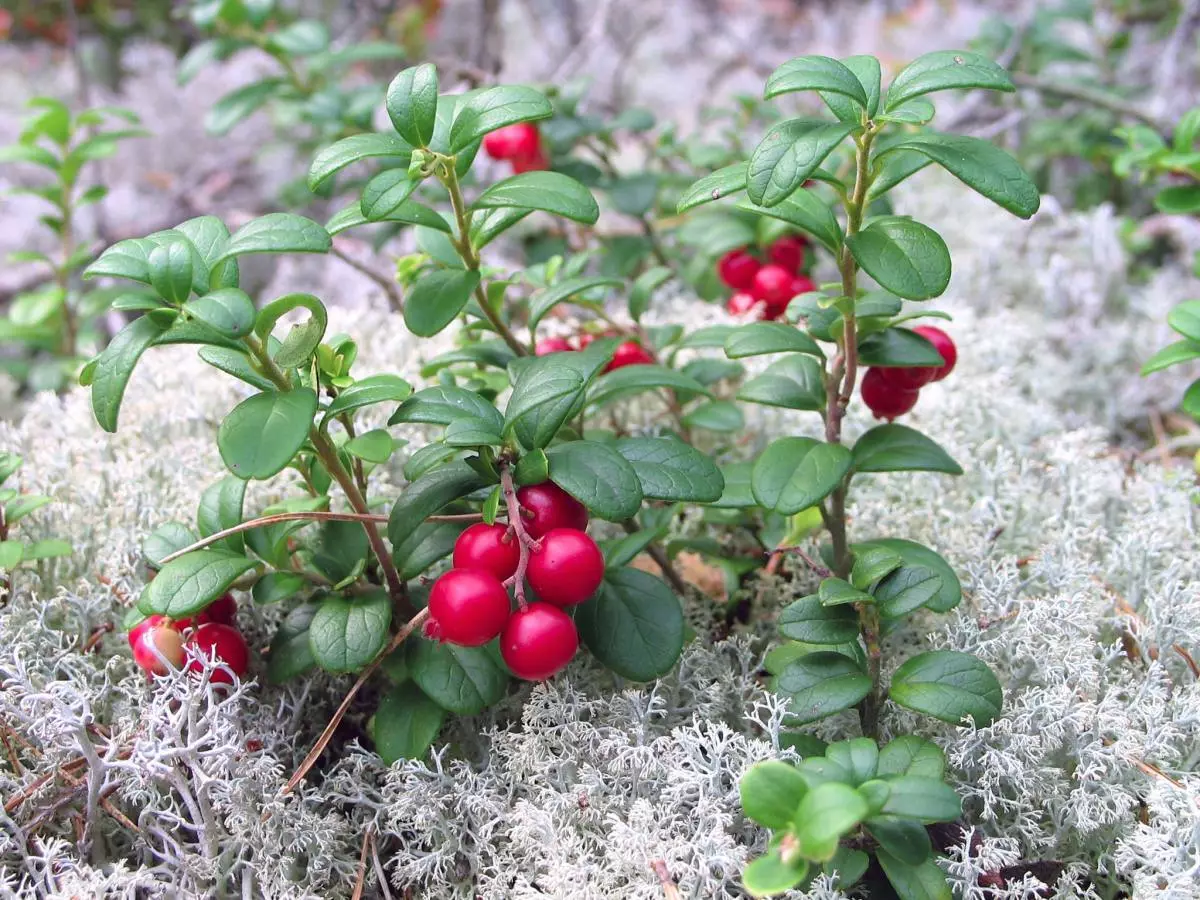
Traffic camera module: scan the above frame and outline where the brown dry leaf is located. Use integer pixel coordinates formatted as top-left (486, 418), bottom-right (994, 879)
top-left (634, 551), bottom-right (726, 601)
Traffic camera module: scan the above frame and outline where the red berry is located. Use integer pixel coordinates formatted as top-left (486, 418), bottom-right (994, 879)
top-left (751, 264), bottom-right (795, 309)
top-left (878, 365), bottom-right (937, 391)
top-left (516, 482), bottom-right (589, 538)
top-left (427, 569), bottom-right (511, 646)
top-left (535, 336), bottom-right (574, 356)
top-left (717, 249), bottom-right (761, 291)
top-left (173, 592), bottom-right (238, 631)
top-left (512, 148), bottom-right (550, 173)
top-left (527, 528), bottom-right (605, 607)
top-left (605, 340), bottom-right (655, 372)
top-left (483, 123), bottom-right (541, 161)
top-left (767, 235), bottom-right (808, 273)
top-left (453, 523), bottom-right (520, 582)
top-left (184, 623), bottom-right (250, 684)
top-left (500, 603), bottom-right (579, 681)
top-left (130, 615), bottom-right (184, 676)
top-left (789, 274), bottom-right (816, 299)
top-left (861, 367), bottom-right (920, 421)
top-left (725, 292), bottom-right (759, 317)
top-left (912, 326), bottom-right (957, 382)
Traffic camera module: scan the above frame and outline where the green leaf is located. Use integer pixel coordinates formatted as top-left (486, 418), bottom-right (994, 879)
top-left (176, 217), bottom-right (234, 291)
top-left (794, 783), bottom-right (869, 859)
top-left (778, 595), bottom-right (861, 644)
top-left (878, 776), bottom-right (962, 823)
top-left (218, 389), bottom-right (318, 480)
top-left (474, 171), bottom-right (600, 225)
top-left (765, 55), bottom-right (870, 108)
top-left (884, 133), bottom-right (1039, 219)
top-left (205, 80), bottom-right (284, 135)
top-left (850, 546), bottom-right (903, 589)
top-left (739, 760), bottom-right (808, 829)
top-left (196, 476), bottom-right (246, 553)
top-left (404, 268), bottom-right (480, 337)
top-left (576, 567), bottom-right (684, 680)
top-left (255, 293), bottom-right (328, 369)
top-left (748, 120), bottom-right (856, 208)
top-left (327, 374), bottom-right (413, 419)
top-left (683, 399), bottom-right (744, 432)
top-left (880, 98), bottom-right (936, 125)
top-left (866, 817), bottom-right (932, 867)
top-left (877, 735), bottom-right (946, 780)
top-left (0, 541), bottom-right (23, 570)
top-left (408, 637), bottom-right (509, 715)
top-left (867, 150), bottom-right (933, 201)
top-left (268, 20), bottom-right (329, 55)
top-left (392, 520), bottom-right (468, 580)
top-left (1143, 340), bottom-right (1200, 375)
top-left (184, 288), bottom-right (255, 340)
top-left (386, 64), bottom-right (439, 147)
top-left (0, 454), bottom-right (20, 484)
top-left (752, 437), bottom-right (851, 514)
top-left (736, 191), bottom-right (844, 254)
top-left (143, 522), bottom-right (198, 569)
top-left (308, 592), bottom-right (392, 673)
top-left (141, 550), bottom-right (257, 618)
top-left (1168, 300), bottom-right (1200, 342)
top-left (856, 328), bottom-right (945, 367)
top-left (852, 424), bottom-right (961, 474)
top-left (387, 461), bottom-right (485, 547)
top-left (448, 85), bottom-right (552, 153)
top-left (743, 850), bottom-right (809, 898)
top-left (198, 346), bottom-right (275, 392)
top-left (773, 652), bottom-right (872, 724)
top-left (1182, 380), bottom-right (1200, 419)
top-left (1156, 184), bottom-right (1200, 215)
top-left (374, 682), bottom-right (445, 764)
top-left (505, 361), bottom-right (587, 450)
top-left (629, 266), bottom-right (672, 321)
top-left (308, 132), bottom-right (413, 191)
top-left (216, 214), bottom-right (331, 264)
top-left (889, 650), bottom-right (1003, 725)
top-left (391, 385), bottom-right (502, 430)
top-left (725, 322), bottom-right (823, 359)
top-left (854, 538), bottom-right (960, 613)
top-left (469, 207), bottom-right (532, 249)
top-left (309, 521), bottom-right (369, 584)
top-left (876, 850), bottom-right (953, 900)
top-left (884, 50), bottom-right (1014, 110)
top-left (344, 429), bottom-right (395, 463)
top-left (528, 276), bottom-right (622, 333)
top-left (148, 240), bottom-right (194, 305)
top-left (822, 55), bottom-right (881, 121)
top-left (444, 418), bottom-right (502, 447)
top-left (826, 738), bottom-right (879, 785)
top-left (90, 315), bottom-right (168, 432)
top-left (587, 364), bottom-right (709, 410)
top-left (25, 538), bottom-right (71, 561)
top-left (546, 440), bottom-right (643, 520)
top-left (326, 199), bottom-right (449, 236)
top-left (2, 495), bottom-right (51, 526)
top-left (822, 846), bottom-right (869, 889)
top-left (83, 238), bottom-right (154, 283)
top-left (875, 566), bottom-right (944, 619)
top-left (737, 355), bottom-right (825, 410)
top-left (846, 218), bottom-right (950, 301)
top-left (613, 437), bottom-right (724, 502)
top-left (676, 162), bottom-right (747, 213)
top-left (359, 168), bottom-right (419, 221)
top-left (253, 571), bottom-right (307, 606)
top-left (819, 577), bottom-right (873, 607)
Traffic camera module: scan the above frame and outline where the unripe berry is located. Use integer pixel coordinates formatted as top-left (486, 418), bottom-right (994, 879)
top-left (912, 326), bottom-right (957, 381)
top-left (500, 603), bottom-right (579, 681)
top-left (516, 482), bottom-right (589, 538)
top-left (861, 367), bottom-right (920, 421)
top-left (453, 522), bottom-right (520, 582)
top-left (482, 123), bottom-right (541, 161)
top-left (605, 340), bottom-right (654, 372)
top-left (427, 569), bottom-right (512, 646)
top-left (130, 615), bottom-right (185, 676)
top-left (716, 249), bottom-right (761, 291)
top-left (527, 528), bottom-right (605, 606)
top-left (535, 336), bottom-right (573, 356)
top-left (725, 292), bottom-right (759, 317)
top-left (767, 235), bottom-right (807, 273)
top-left (184, 622), bottom-right (250, 684)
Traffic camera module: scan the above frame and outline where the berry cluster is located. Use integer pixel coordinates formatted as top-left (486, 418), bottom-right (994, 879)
top-left (425, 481), bottom-right (604, 681)
top-left (128, 592), bottom-right (251, 684)
top-left (719, 235), bottom-right (815, 321)
top-left (860, 326), bottom-right (957, 421)
top-left (535, 333), bottom-right (655, 371)
top-left (482, 123), bottom-right (549, 173)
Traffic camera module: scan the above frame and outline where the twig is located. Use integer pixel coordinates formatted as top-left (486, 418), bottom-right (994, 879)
top-left (330, 244), bottom-right (405, 313)
top-left (282, 607), bottom-right (430, 794)
top-left (370, 829), bottom-right (394, 900)
top-left (650, 859), bottom-right (680, 900)
top-left (620, 519), bottom-right (688, 596)
top-left (81, 623), bottom-right (113, 654)
top-left (351, 826), bottom-right (373, 900)
top-left (767, 544), bottom-right (831, 579)
top-left (1013, 73), bottom-right (1171, 133)
top-left (500, 467), bottom-right (537, 609)
top-left (1148, 409), bottom-right (1174, 470)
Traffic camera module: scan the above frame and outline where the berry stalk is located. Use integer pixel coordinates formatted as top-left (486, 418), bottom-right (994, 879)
top-left (499, 465), bottom-right (539, 610)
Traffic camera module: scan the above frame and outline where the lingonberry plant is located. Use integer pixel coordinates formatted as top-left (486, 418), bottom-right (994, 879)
top-left (676, 52), bottom-right (1039, 896)
top-left (84, 63), bottom-right (722, 771)
top-left (0, 452), bottom-right (71, 599)
top-left (0, 98), bottom-right (145, 391)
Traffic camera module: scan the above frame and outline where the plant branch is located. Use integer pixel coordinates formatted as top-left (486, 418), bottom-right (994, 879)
top-left (1013, 73), bottom-right (1171, 134)
top-left (620, 519), bottom-right (688, 595)
top-left (330, 244), bottom-right (405, 313)
top-left (500, 466), bottom-right (537, 608)
top-left (282, 607), bottom-right (430, 794)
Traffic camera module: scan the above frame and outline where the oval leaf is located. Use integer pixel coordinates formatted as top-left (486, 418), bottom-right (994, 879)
top-left (90, 315), bottom-right (168, 433)
top-left (885, 133), bottom-right (1039, 219)
top-left (613, 437), bottom-right (724, 502)
top-left (473, 171), bottom-right (600, 225)
top-left (778, 595), bottom-right (861, 645)
top-left (846, 217), bottom-right (950, 301)
top-left (408, 637), bottom-right (509, 715)
top-left (737, 354), bottom-right (825, 410)
top-left (852, 424), bottom-right (962, 474)
top-left (216, 213), bottom-right (331, 264)
top-left (404, 268), bottom-right (481, 337)
top-left (374, 682), bottom-right (446, 764)
top-left (447, 85), bottom-right (552, 154)
top-left (218, 389), bottom-right (318, 480)
top-left (575, 567), bottom-right (684, 681)
top-left (748, 120), bottom-right (856, 208)
top-left (386, 64), bottom-right (439, 147)
top-left (140, 550), bottom-right (256, 618)
top-left (766, 55), bottom-right (869, 108)
top-left (309, 592), bottom-right (392, 674)
top-left (773, 651), bottom-right (872, 725)
top-left (739, 760), bottom-right (809, 829)
top-left (676, 163), bottom-right (747, 213)
top-left (752, 437), bottom-right (852, 514)
top-left (884, 50), bottom-right (1014, 110)
top-left (308, 132), bottom-right (413, 192)
top-left (889, 650), bottom-right (1002, 726)
top-left (545, 440), bottom-right (643, 520)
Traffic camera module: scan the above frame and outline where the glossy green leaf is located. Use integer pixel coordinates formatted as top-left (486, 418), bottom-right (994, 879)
top-left (196, 476), bottom-right (246, 554)
top-left (184, 288), bottom-right (255, 340)
top-left (309, 521), bottom-right (369, 584)
top-left (448, 85), bottom-right (552, 153)
top-left (344, 429), bottom-right (395, 463)
top-left (528, 276), bottom-right (622, 332)
top-left (253, 571), bottom-right (307, 606)
top-left (739, 760), bottom-right (808, 829)
top-left (386, 64), bottom-right (438, 147)
top-left (683, 399), bottom-right (744, 432)
top-left (546, 440), bottom-right (643, 520)
top-left (505, 361), bottom-right (586, 450)
top-left (676, 163), bottom-right (747, 213)
top-left (140, 550), bottom-right (256, 618)
top-left (1168, 300), bottom-right (1200, 342)
top-left (408, 637), bottom-right (509, 715)
top-left (773, 651), bottom-right (872, 724)
top-left (725, 322), bottom-right (823, 359)
top-left (308, 132), bottom-right (413, 191)
top-left (309, 592), bottom-right (392, 673)
top-left (90, 315), bottom-right (168, 432)
top-left (766, 55), bottom-right (869, 108)
top-left (216, 214), bottom-right (331, 264)
top-left (613, 437), bottom-right (724, 502)
top-left (326, 199), bottom-right (449, 236)
top-left (854, 538), bottom-right (960, 613)
top-left (374, 682), bottom-right (445, 764)
top-left (737, 354), bottom-right (825, 410)
top-left (392, 520), bottom-right (469, 580)
top-left (142, 522), bottom-right (198, 569)
top-left (218, 389), bottom-right (318, 480)
top-left (752, 437), bottom-right (851, 514)
top-left (876, 849), bottom-right (953, 900)
top-left (846, 218), bottom-right (950, 301)
top-left (326, 374), bottom-right (413, 419)
top-left (266, 603), bottom-right (318, 683)
top-left (404, 268), bottom-right (480, 337)
top-left (1156, 184), bottom-right (1200, 214)
top-left (147, 240), bottom-right (194, 305)
top-left (884, 50), bottom-right (1014, 110)
top-left (889, 650), bottom-right (1002, 725)
top-left (856, 327), bottom-right (945, 367)
top-left (198, 346), bottom-right (274, 391)
top-left (391, 385), bottom-right (502, 430)
top-left (255, 293), bottom-right (328, 369)
top-left (360, 169), bottom-right (419, 221)
top-left (867, 150), bottom-right (933, 201)
top-left (878, 776), bottom-right (962, 823)
top-left (794, 783), bottom-right (869, 859)
top-left (474, 171), bottom-right (600, 225)
top-left (818, 577), bottom-right (872, 607)
top-left (874, 565), bottom-right (944, 618)
top-left (778, 595), bottom-right (861, 644)
top-left (822, 846), bottom-right (869, 889)
top-left (850, 545), bottom-right (903, 589)
top-left (576, 567), bottom-right (684, 680)
top-left (743, 850), bottom-right (809, 898)
top-left (825, 738), bottom-right (879, 785)
top-left (822, 55), bottom-right (881, 120)
top-left (852, 424), bottom-right (962, 474)
top-left (877, 735), bottom-right (946, 780)
top-left (387, 461), bottom-right (485, 546)
top-left (867, 817), bottom-right (933, 867)
top-left (1142, 340), bottom-right (1200, 375)
top-left (880, 98), bottom-right (936, 124)
top-left (587, 364), bottom-right (709, 410)
top-left (748, 120), bottom-right (856, 208)
top-left (737, 191), bottom-right (844, 254)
